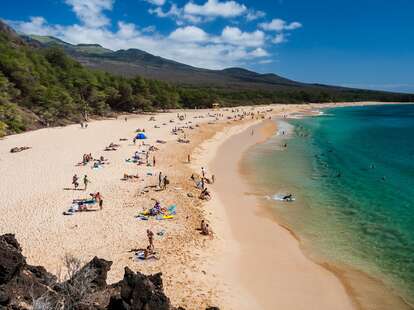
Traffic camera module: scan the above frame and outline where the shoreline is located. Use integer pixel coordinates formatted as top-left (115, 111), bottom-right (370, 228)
top-left (193, 102), bottom-right (414, 309)
top-left (237, 116), bottom-right (412, 309)
top-left (194, 119), bottom-right (355, 309)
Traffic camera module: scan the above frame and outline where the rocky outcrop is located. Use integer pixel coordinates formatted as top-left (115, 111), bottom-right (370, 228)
top-left (0, 234), bottom-right (218, 310)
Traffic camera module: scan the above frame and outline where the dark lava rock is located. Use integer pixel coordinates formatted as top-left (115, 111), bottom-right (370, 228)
top-left (0, 234), bottom-right (25, 285)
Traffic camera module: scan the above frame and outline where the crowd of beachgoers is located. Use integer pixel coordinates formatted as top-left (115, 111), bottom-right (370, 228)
top-left (57, 109), bottom-right (272, 262)
top-left (1, 105), bottom-right (274, 308)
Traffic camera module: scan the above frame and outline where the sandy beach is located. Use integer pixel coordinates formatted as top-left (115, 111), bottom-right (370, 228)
top-left (0, 102), bottom-right (406, 309)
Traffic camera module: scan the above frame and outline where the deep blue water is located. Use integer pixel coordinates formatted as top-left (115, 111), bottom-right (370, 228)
top-left (246, 104), bottom-right (414, 303)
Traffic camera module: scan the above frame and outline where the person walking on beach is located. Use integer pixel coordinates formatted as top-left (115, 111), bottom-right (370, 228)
top-left (99, 198), bottom-right (104, 210)
top-left (147, 229), bottom-right (154, 248)
top-left (83, 175), bottom-right (91, 190)
top-left (158, 172), bottom-right (162, 187)
top-left (72, 174), bottom-right (79, 189)
top-left (201, 167), bottom-right (205, 178)
top-left (163, 175), bottom-right (169, 189)
top-left (188, 154), bottom-right (191, 163)
top-left (153, 156), bottom-right (156, 167)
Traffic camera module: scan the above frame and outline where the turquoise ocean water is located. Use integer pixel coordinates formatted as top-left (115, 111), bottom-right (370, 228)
top-left (245, 104), bottom-right (414, 304)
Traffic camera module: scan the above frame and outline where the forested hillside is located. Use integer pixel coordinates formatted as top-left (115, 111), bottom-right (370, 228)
top-left (0, 22), bottom-right (185, 136)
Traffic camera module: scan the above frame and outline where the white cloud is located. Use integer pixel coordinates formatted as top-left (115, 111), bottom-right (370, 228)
top-left (169, 26), bottom-right (209, 42)
top-left (10, 16), bottom-right (268, 69)
top-left (184, 0), bottom-right (247, 18)
top-left (8, 16), bottom-right (62, 36)
top-left (219, 26), bottom-right (264, 47)
top-left (273, 33), bottom-right (285, 44)
top-left (145, 0), bottom-right (166, 6)
top-left (258, 59), bottom-right (273, 64)
top-left (8, 0), bottom-right (303, 69)
top-left (259, 18), bottom-right (302, 32)
top-left (249, 47), bottom-right (269, 57)
top-left (285, 21), bottom-right (302, 30)
top-left (65, 0), bottom-right (113, 28)
top-left (246, 9), bottom-right (266, 22)
top-left (149, 3), bottom-right (203, 25)
top-left (142, 25), bottom-right (156, 33)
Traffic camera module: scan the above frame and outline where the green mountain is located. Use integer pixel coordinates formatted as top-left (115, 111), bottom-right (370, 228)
top-left (27, 34), bottom-right (316, 89)
top-left (0, 20), bottom-right (413, 137)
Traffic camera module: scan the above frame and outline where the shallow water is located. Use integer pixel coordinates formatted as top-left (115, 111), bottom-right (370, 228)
top-left (245, 104), bottom-right (414, 304)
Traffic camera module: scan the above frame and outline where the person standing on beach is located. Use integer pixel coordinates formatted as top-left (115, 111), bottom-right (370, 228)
top-left (72, 174), bottom-right (79, 189)
top-left (83, 175), bottom-right (91, 190)
top-left (158, 172), bottom-right (162, 187)
top-left (188, 154), bottom-right (191, 163)
top-left (153, 156), bottom-right (156, 167)
top-left (163, 175), bottom-right (169, 189)
top-left (147, 229), bottom-right (154, 248)
top-left (201, 167), bottom-right (205, 178)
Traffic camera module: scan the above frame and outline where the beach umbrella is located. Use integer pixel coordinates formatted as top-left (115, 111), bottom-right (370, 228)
top-left (136, 133), bottom-right (147, 139)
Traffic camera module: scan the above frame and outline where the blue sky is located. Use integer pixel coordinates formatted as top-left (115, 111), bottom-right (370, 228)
top-left (2, 0), bottom-right (414, 93)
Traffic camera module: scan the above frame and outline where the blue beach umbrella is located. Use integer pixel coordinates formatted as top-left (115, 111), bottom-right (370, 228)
top-left (136, 133), bottom-right (147, 139)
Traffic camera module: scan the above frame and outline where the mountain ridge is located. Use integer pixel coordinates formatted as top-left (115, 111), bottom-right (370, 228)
top-left (24, 33), bottom-right (326, 90)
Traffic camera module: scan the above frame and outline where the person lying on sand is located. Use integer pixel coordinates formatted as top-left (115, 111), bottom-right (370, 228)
top-left (10, 146), bottom-right (31, 153)
top-left (177, 138), bottom-right (190, 144)
top-left (109, 142), bottom-right (120, 148)
top-left (122, 173), bottom-right (139, 180)
top-left (144, 245), bottom-right (157, 259)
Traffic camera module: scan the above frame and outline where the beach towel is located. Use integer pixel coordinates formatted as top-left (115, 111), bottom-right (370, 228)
top-left (167, 205), bottom-right (176, 215)
top-left (134, 251), bottom-right (157, 261)
top-left (63, 203), bottom-right (80, 215)
top-left (73, 199), bottom-right (96, 205)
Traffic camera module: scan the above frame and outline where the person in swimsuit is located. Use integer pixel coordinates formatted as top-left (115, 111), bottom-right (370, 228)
top-left (83, 175), bottom-right (91, 190)
top-left (72, 174), bottom-right (79, 189)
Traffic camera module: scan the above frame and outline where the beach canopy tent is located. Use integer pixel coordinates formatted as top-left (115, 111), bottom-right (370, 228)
top-left (136, 133), bottom-right (147, 139)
